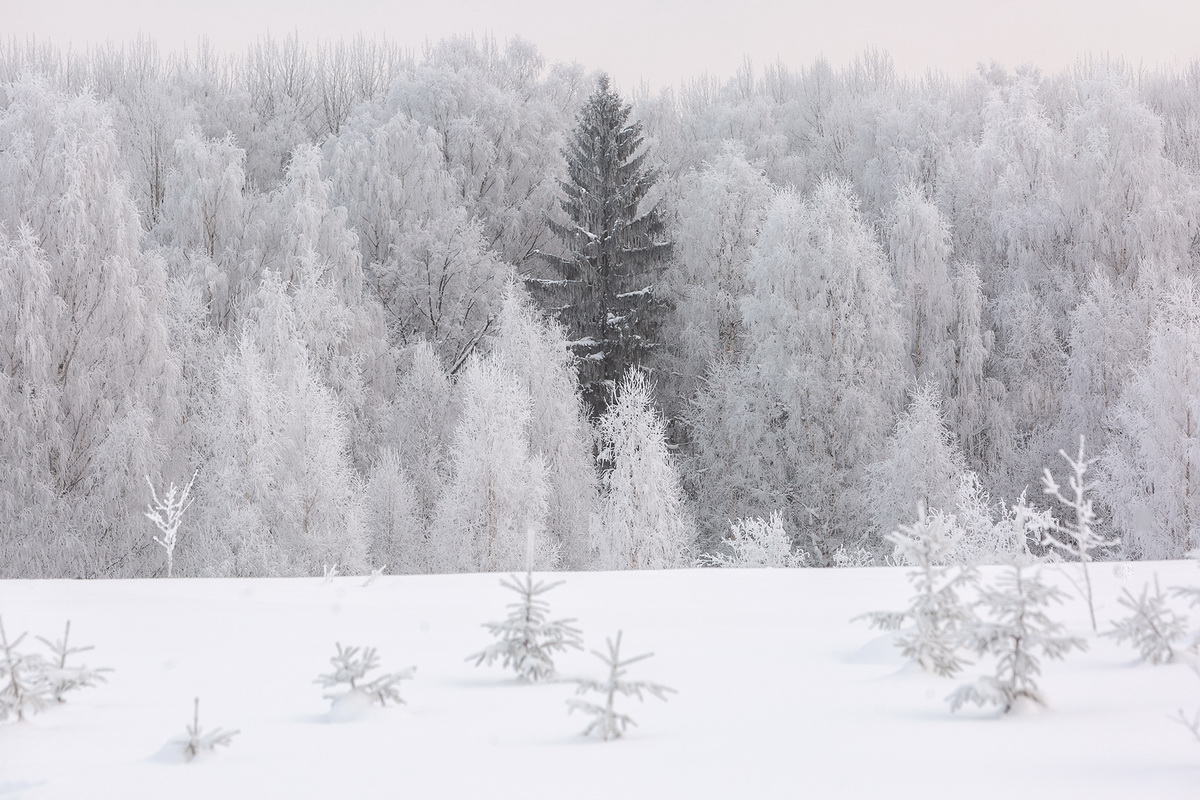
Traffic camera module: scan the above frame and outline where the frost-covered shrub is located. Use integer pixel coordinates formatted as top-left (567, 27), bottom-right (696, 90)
top-left (949, 560), bottom-right (1087, 714)
top-left (702, 512), bottom-right (806, 568)
top-left (567, 632), bottom-right (675, 741)
top-left (1104, 577), bottom-right (1192, 664)
top-left (833, 545), bottom-right (876, 568)
top-left (181, 698), bottom-right (239, 761)
top-left (857, 509), bottom-right (978, 677)
top-left (469, 572), bottom-right (582, 682)
top-left (315, 643), bottom-right (415, 712)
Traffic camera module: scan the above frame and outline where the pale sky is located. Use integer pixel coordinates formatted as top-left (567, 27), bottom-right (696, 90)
top-left (10, 0), bottom-right (1200, 91)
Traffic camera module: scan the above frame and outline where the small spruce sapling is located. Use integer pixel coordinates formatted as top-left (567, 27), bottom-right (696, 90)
top-left (948, 559), bottom-right (1088, 713)
top-left (701, 512), bottom-right (807, 568)
top-left (35, 621), bottom-right (111, 702)
top-left (1, 618), bottom-right (108, 722)
top-left (567, 631), bottom-right (675, 741)
top-left (856, 507), bottom-right (977, 677)
top-left (1041, 437), bottom-right (1118, 630)
top-left (182, 697), bottom-right (239, 761)
top-left (469, 571), bottom-right (583, 681)
top-left (0, 617), bottom-right (52, 722)
top-left (315, 643), bottom-right (415, 710)
top-left (144, 472), bottom-right (197, 578)
top-left (1103, 577), bottom-right (1192, 664)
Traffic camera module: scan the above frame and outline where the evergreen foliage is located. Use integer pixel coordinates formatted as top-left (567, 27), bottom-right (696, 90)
top-left (182, 698), bottom-right (239, 761)
top-left (0, 618), bottom-right (108, 722)
top-left (469, 572), bottom-right (583, 681)
top-left (315, 643), bottom-right (416, 709)
top-left (534, 74), bottom-right (672, 416)
top-left (567, 631), bottom-right (675, 741)
top-left (1103, 577), bottom-right (1192, 664)
top-left (858, 508), bottom-right (978, 677)
top-left (949, 560), bottom-right (1088, 714)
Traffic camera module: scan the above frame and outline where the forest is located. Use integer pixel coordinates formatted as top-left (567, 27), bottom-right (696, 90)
top-left (1, 34), bottom-right (1199, 578)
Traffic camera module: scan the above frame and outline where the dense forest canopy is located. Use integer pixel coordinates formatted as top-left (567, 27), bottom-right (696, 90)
top-left (2, 34), bottom-right (1200, 578)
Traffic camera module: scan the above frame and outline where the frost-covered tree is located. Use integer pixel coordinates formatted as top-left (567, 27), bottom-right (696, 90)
top-left (864, 383), bottom-right (973, 554)
top-left (156, 130), bottom-right (253, 328)
top-left (362, 449), bottom-right (424, 574)
top-left (431, 358), bottom-right (554, 573)
top-left (194, 319), bottom-right (368, 578)
top-left (595, 371), bottom-right (692, 570)
top-left (535, 74), bottom-right (672, 417)
top-left (858, 508), bottom-right (978, 677)
top-left (144, 472), bottom-right (197, 578)
top-left (1041, 437), bottom-right (1118, 630)
top-left (389, 343), bottom-right (457, 536)
top-left (389, 36), bottom-right (574, 266)
top-left (469, 572), bottom-right (583, 681)
top-left (658, 145), bottom-right (772, 407)
top-left (0, 79), bottom-right (177, 578)
top-left (1103, 283), bottom-right (1200, 560)
top-left (489, 285), bottom-right (598, 569)
top-left (732, 178), bottom-right (907, 556)
top-left (949, 558), bottom-right (1087, 714)
top-left (567, 631), bottom-right (675, 741)
top-left (327, 113), bottom-right (507, 370)
top-left (886, 183), bottom-right (956, 388)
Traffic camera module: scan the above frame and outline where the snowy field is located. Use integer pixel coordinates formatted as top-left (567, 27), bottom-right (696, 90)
top-left (2, 562), bottom-right (1198, 799)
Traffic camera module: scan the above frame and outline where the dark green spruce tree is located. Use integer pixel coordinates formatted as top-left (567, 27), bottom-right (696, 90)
top-left (533, 74), bottom-right (672, 418)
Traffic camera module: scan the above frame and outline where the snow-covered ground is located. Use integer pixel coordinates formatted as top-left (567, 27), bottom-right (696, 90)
top-left (2, 561), bottom-right (1198, 799)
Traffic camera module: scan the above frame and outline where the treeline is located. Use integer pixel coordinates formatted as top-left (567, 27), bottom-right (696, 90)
top-left (0, 35), bottom-right (1198, 577)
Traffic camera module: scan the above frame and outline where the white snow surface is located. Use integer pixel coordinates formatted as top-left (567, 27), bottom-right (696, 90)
top-left (1, 562), bottom-right (1198, 798)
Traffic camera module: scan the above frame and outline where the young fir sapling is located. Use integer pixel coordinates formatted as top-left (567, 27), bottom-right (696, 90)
top-left (1103, 577), bottom-right (1192, 664)
top-left (1041, 437), bottom-right (1118, 630)
top-left (856, 507), bottom-right (978, 677)
top-left (315, 643), bottom-right (415, 710)
top-left (0, 617), bottom-right (51, 722)
top-left (469, 571), bottom-right (583, 681)
top-left (182, 697), bottom-right (239, 761)
top-left (948, 558), bottom-right (1088, 714)
top-left (1, 617), bottom-right (108, 722)
top-left (35, 621), bottom-right (111, 702)
top-left (567, 631), bottom-right (675, 741)
top-left (144, 471), bottom-right (197, 578)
